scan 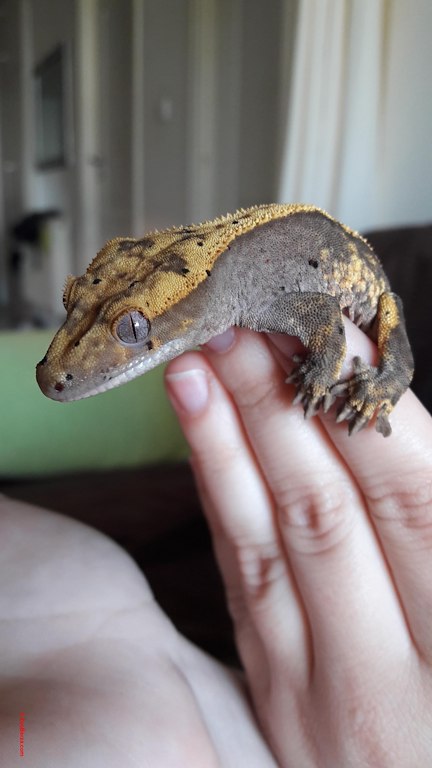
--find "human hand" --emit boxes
[0,496,275,767]
[165,320,432,767]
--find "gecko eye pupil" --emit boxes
[115,311,150,345]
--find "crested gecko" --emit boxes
[36,203,414,436]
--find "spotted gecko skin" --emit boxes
[36,203,414,436]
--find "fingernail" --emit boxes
[205,327,236,353]
[165,369,209,415]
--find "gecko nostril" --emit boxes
[65,373,73,381]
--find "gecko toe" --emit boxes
[331,381,349,397]
[376,409,392,437]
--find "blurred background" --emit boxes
[0,0,431,328]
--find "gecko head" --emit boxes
[35,234,208,401]
[35,210,255,402]
[36,302,157,401]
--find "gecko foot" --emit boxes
[332,357,394,437]
[287,354,396,436]
[286,355,338,421]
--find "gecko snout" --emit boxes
[36,356,71,401]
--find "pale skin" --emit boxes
[1,320,432,766]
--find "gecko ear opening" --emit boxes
[113,310,151,346]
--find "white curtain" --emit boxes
[277,0,432,231]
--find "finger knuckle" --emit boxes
[277,482,355,556]
[367,470,432,544]
[236,375,285,416]
[234,539,285,601]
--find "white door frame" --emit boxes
[75,0,102,273]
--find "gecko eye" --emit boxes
[114,310,150,345]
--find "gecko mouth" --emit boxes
[36,337,188,402]
[37,357,154,402]
[54,368,139,401]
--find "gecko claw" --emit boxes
[323,391,336,412]
[292,389,304,406]
[348,414,369,435]
[286,356,304,384]
[286,371,300,385]
[304,399,319,419]
[335,402,356,424]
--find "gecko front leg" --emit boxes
[254,292,347,419]
[254,291,413,436]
